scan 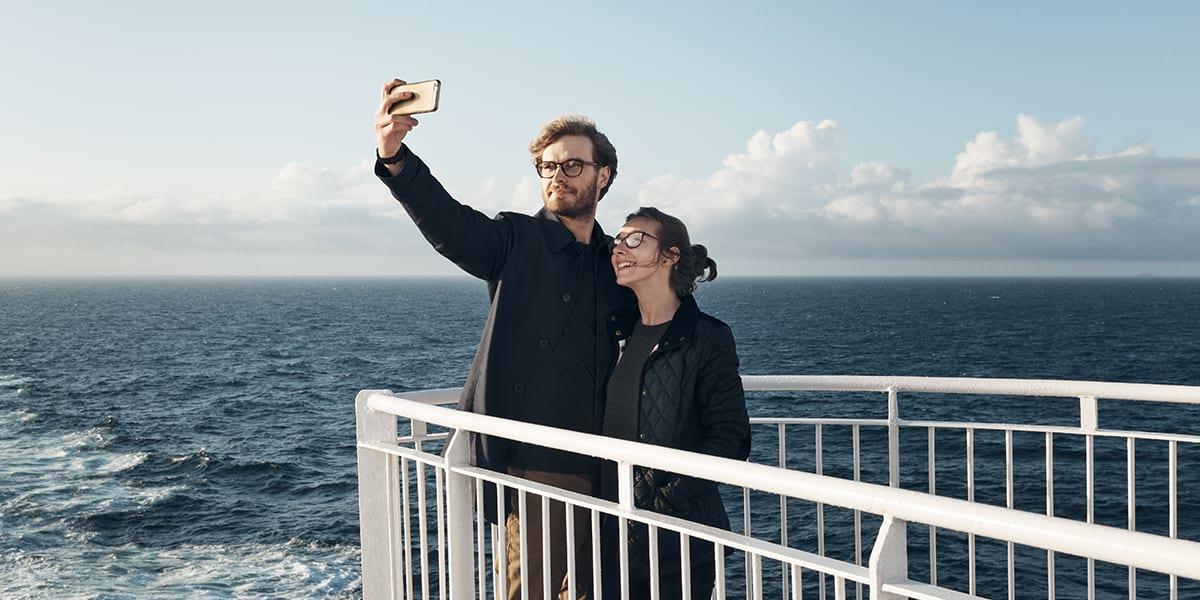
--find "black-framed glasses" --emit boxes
[534,159,601,178]
[609,230,659,252]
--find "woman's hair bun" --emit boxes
[691,244,717,283]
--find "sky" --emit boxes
[2,1,1199,277]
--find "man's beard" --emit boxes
[544,176,599,220]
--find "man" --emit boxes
[374,78,632,599]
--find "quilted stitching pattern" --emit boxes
[623,316,750,575]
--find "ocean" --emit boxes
[2,277,1198,599]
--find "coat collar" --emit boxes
[607,293,700,353]
[534,207,607,253]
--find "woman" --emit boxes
[600,207,751,600]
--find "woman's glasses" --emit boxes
[609,230,659,252]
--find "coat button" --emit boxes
[537,338,549,349]
[610,315,618,321]
[513,383,525,394]
[641,390,647,396]
[614,330,622,336]
[561,293,572,303]
[639,433,647,440]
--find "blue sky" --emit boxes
[2,2,1199,276]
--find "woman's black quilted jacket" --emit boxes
[604,294,751,577]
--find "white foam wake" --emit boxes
[0,374,35,389]
[0,539,362,598]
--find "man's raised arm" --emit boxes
[374,78,511,282]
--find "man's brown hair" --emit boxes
[528,114,618,199]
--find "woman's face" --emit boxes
[611,217,674,291]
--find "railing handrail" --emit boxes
[363,389,1200,580]
[394,375,1200,407]
[743,375,1200,403]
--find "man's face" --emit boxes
[539,135,610,219]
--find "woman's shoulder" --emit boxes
[693,309,736,347]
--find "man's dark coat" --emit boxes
[378,147,633,521]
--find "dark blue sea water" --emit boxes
[2,277,1199,599]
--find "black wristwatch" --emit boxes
[377,146,406,165]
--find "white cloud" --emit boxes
[0,158,562,275]
[3,114,1200,276]
[632,114,1200,263]
[0,159,437,275]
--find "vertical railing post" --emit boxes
[618,460,635,600]
[1079,396,1098,432]
[887,388,900,488]
[868,515,907,600]
[414,419,431,600]
[778,424,789,599]
[444,429,477,599]
[356,390,400,600]
[1080,395,1098,598]
[412,419,428,445]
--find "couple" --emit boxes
[375,79,750,600]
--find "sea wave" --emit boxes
[94,451,149,475]
[0,374,36,389]
[166,447,213,471]
[0,540,361,599]
[161,449,304,481]
[63,426,119,451]
[136,484,187,508]
[0,419,170,533]
[0,408,38,430]
[6,480,183,519]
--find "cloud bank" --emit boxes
[638,115,1200,263]
[3,115,1199,276]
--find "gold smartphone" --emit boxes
[387,79,441,116]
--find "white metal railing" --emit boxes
[355,376,1200,600]
[741,376,1200,600]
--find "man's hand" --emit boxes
[376,79,420,175]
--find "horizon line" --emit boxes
[1,274,1195,281]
